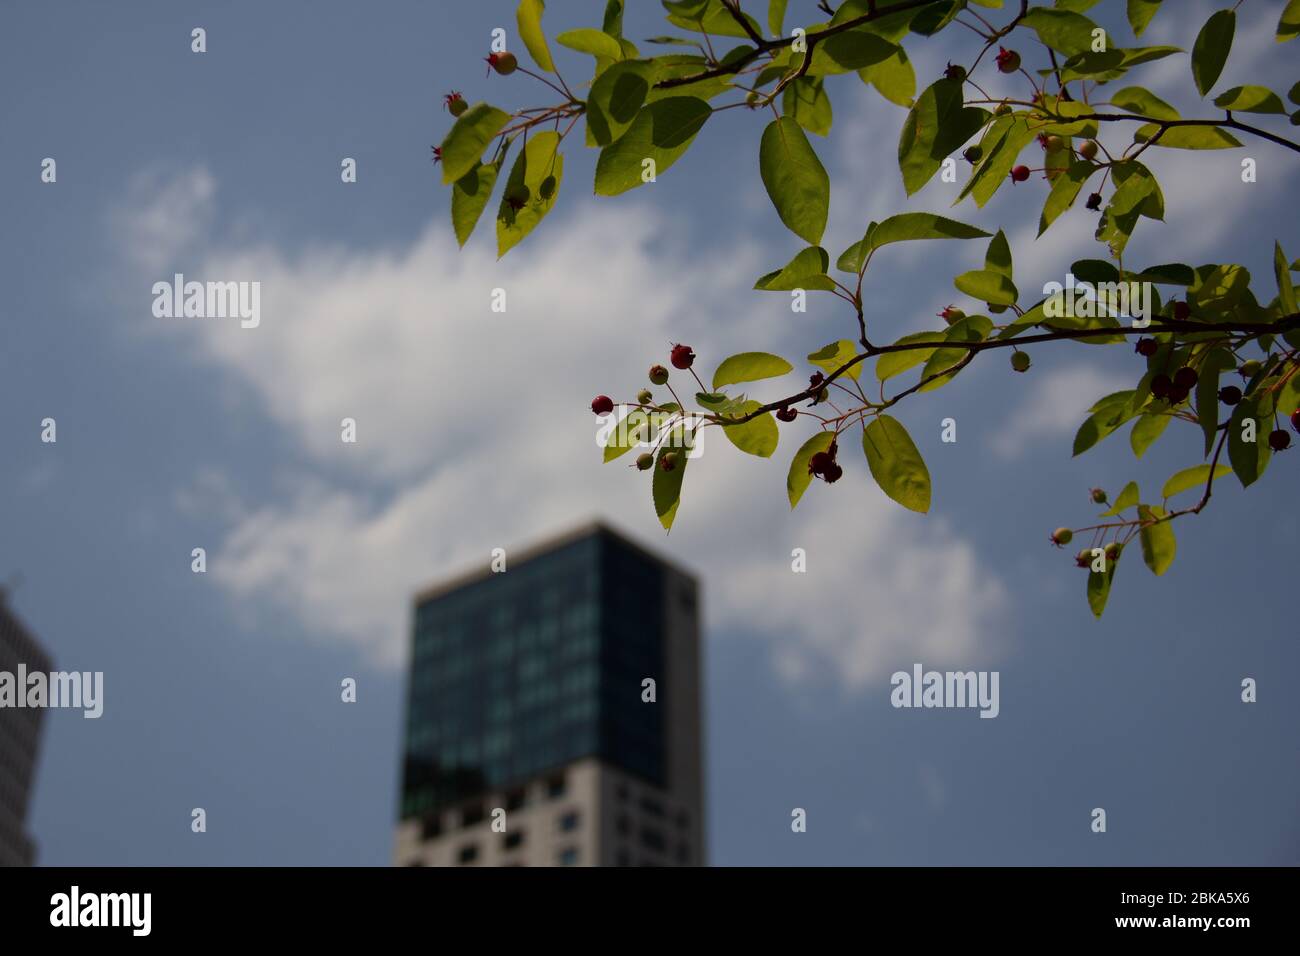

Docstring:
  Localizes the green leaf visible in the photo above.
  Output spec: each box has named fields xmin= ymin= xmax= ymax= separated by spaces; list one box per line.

xmin=1213 ymin=85 xmax=1287 ymax=114
xmin=1196 ymin=347 xmax=1236 ymax=455
xmin=754 ymin=245 xmax=837 ymax=291
xmin=1138 ymin=504 xmax=1176 ymax=576
xmin=875 ymin=331 xmax=946 ymax=382
xmin=1290 ymin=81 xmax=1300 ymax=106
xmin=858 ymin=45 xmax=915 ymax=107
xmin=720 ymin=401 xmax=779 ymax=457
xmin=783 ymin=77 xmax=833 ymax=137
xmin=1087 ymin=561 xmax=1116 ymax=617
xmin=1110 ymin=86 xmax=1179 ymax=121
xmin=517 ymin=0 xmax=556 ymax=72
xmin=1162 ymin=463 xmax=1231 ymax=499
xmin=1228 ymin=391 xmax=1274 ymax=487
xmin=808 ymin=28 xmax=899 ymax=74
xmin=985 ymin=229 xmax=1012 ymax=279
xmin=496 ymin=131 xmax=564 ymax=257
xmin=1279 ymin=0 xmax=1300 ymax=42
xmin=1038 ymin=160 xmax=1097 ymax=236
xmin=652 ymin=426 xmax=692 ymax=530
xmin=836 ymin=212 xmax=990 ymax=272
xmin=594 ymin=97 xmax=711 ymax=195
xmin=768 ymin=0 xmax=788 ymax=37
xmin=556 ymin=28 xmax=624 ymax=60
xmin=713 ymin=352 xmax=794 ymax=390
xmin=451 ymin=156 xmax=504 ymax=247
xmin=603 ymin=0 xmax=625 ymax=36
xmin=918 ymin=315 xmax=990 ymax=391
xmin=586 ymin=60 xmax=656 ymax=146
xmin=1074 ymin=400 xmax=1139 ymax=456
xmin=787 ymin=431 xmax=835 ymax=508
xmin=1277 ymin=241 xmax=1299 ymax=315
xmin=666 ymin=0 xmax=763 ymax=39
xmin=807 ymin=340 xmax=863 ymax=380
xmin=897 ymin=78 xmax=988 ymax=196
xmin=959 ymin=114 xmax=1035 ymax=207
xmin=953 ymin=269 xmax=1018 ymax=307
xmin=759 ymin=117 xmax=831 ymax=244
xmin=603 ymin=408 xmax=653 ymax=463
xmin=1127 ymin=0 xmax=1162 ymax=37
xmin=1134 ymin=124 xmax=1241 ymax=149
xmin=1100 ymin=480 xmax=1140 ymax=516
xmin=861 ymin=415 xmax=931 ymax=513
xmin=439 ymin=104 xmax=510 ymax=185
xmin=1191 ymin=263 xmax=1250 ymax=316
xmin=1129 ymin=412 xmax=1170 ymax=458
xmin=1191 ymin=9 xmax=1234 ymax=97
xmin=1021 ymin=7 xmax=1101 ymax=56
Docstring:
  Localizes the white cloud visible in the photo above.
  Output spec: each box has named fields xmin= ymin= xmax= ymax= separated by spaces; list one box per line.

xmin=114 ymin=168 xmax=1010 ymax=688
xmin=992 ymin=363 xmax=1131 ymax=459
xmin=110 ymin=166 xmax=216 ymax=274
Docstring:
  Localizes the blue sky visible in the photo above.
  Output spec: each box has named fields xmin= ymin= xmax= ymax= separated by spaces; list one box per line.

xmin=2 ymin=0 xmax=1298 ymax=865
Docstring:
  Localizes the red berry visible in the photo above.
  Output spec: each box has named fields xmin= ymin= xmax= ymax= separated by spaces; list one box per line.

xmin=995 ymin=47 xmax=1020 ymax=73
xmin=1135 ymin=338 xmax=1158 ymax=357
xmin=1167 ymin=383 xmax=1189 ymax=404
xmin=938 ymin=305 xmax=965 ymax=323
xmin=1173 ymin=367 xmax=1198 ymax=390
xmin=809 ymin=371 xmax=825 ymax=389
xmin=1218 ymin=385 xmax=1242 ymax=406
xmin=1269 ymin=429 xmax=1291 ymax=451
xmin=1173 ymin=301 xmax=1191 ymax=321
xmin=822 ymin=463 xmax=843 ymax=484
xmin=808 ymin=451 xmax=834 ymax=477
xmin=1150 ymin=373 xmax=1172 ymax=399
xmin=776 ymin=406 xmax=798 ymax=422
xmin=670 ymin=344 xmax=695 ymax=369
xmin=1010 ymin=165 xmax=1030 ymax=183
xmin=1291 ymin=408 xmax=1300 ymax=433
xmin=1085 ymin=192 xmax=1102 ymax=210
xmin=963 ymin=146 xmax=982 ymax=164
xmin=591 ymin=395 xmax=614 ymax=416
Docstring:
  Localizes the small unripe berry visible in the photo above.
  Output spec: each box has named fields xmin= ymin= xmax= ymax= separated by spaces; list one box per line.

xmin=1104 ymin=542 xmax=1122 ymax=563
xmin=1269 ymin=429 xmax=1291 ymax=451
xmin=660 ymin=451 xmax=680 ymax=472
xmin=963 ymin=145 xmax=982 ymax=164
xmin=775 ymin=406 xmax=798 ymax=422
xmin=1218 ymin=385 xmax=1242 ymax=406
xmin=944 ymin=63 xmax=966 ymax=82
xmin=1090 ymin=487 xmax=1107 ymax=505
xmin=1075 ymin=548 xmax=1092 ymax=568
xmin=994 ymin=103 xmax=1012 ymax=116
xmin=1172 ymin=301 xmax=1191 ymax=321
xmin=1078 ymin=140 xmax=1099 ymax=161
xmin=995 ymin=47 xmax=1020 ymax=73
xmin=444 ymin=91 xmax=467 ymax=116
xmin=816 ymin=387 xmax=829 ymax=403
xmin=1010 ymin=351 xmax=1030 ymax=372
xmin=635 ymin=453 xmax=654 ymax=471
xmin=636 ymin=389 xmax=653 ymax=406
xmin=1085 ymin=192 xmax=1102 ymax=210
xmin=1044 ymin=135 xmax=1064 ymax=152
xmin=591 ymin=395 xmax=614 ymax=416
xmin=1051 ymin=527 xmax=1073 ymax=547
xmin=1135 ymin=338 xmax=1158 ymax=357
xmin=745 ymin=91 xmax=761 ymax=108
xmin=670 ymin=343 xmax=695 ymax=369
xmin=486 ymin=51 xmax=518 ymax=75
xmin=1173 ymin=367 xmax=1198 ymax=390
xmin=938 ymin=305 xmax=965 ymax=324
xmin=1238 ymin=360 xmax=1262 ymax=379
xmin=1010 ymin=165 xmax=1030 ymax=183
xmin=1150 ymin=373 xmax=1172 ymax=399
xmin=649 ymin=364 xmax=669 ymax=385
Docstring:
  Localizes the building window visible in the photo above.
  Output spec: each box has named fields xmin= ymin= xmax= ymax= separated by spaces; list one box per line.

xmin=558 ymin=810 xmax=580 ymax=832
xmin=558 ymin=847 xmax=579 ymax=866
xmin=546 ymin=773 xmax=566 ymax=799
xmin=457 ymin=844 xmax=478 ymax=864
xmin=503 ymin=831 xmax=524 ymax=850
xmin=420 ymin=813 xmax=442 ymax=840
xmin=461 ymin=803 xmax=485 ymax=827
xmin=638 ymin=795 xmax=664 ymax=818
xmin=505 ymin=787 xmax=527 ymax=811
xmin=639 ymin=826 xmax=666 ymax=852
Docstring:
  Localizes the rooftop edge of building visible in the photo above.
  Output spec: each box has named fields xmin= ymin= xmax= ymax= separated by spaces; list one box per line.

xmin=411 ymin=518 xmax=700 ymax=608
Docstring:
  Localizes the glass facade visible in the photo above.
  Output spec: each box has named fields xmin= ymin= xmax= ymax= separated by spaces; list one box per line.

xmin=399 ymin=528 xmax=669 ymax=819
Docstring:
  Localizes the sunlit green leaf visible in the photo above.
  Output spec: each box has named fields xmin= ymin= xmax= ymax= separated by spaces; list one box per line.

xmin=517 ymin=0 xmax=556 ymax=71
xmin=1162 ymin=463 xmax=1232 ymax=499
xmin=837 ymin=212 xmax=990 ymax=273
xmin=1191 ymin=8 xmax=1234 ymax=96
xmin=898 ymin=78 xmax=988 ymax=196
xmin=719 ymin=401 xmax=779 ymax=457
xmin=439 ymin=104 xmax=510 ymax=185
xmin=862 ymin=415 xmax=931 ymax=513
xmin=1138 ymin=504 xmax=1176 ymax=576
xmin=787 ymin=431 xmax=835 ymax=508
xmin=496 ymin=131 xmax=564 ymax=257
xmin=595 ymin=96 xmax=711 ymax=195
xmin=760 ymin=117 xmax=831 ymax=244
xmin=807 ymin=340 xmax=863 ymax=380
xmin=713 ymin=352 xmax=794 ymax=390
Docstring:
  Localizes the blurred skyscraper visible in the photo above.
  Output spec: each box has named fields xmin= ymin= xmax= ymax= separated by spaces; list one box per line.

xmin=0 ymin=589 xmax=53 ymax=866
xmin=395 ymin=522 xmax=704 ymax=866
